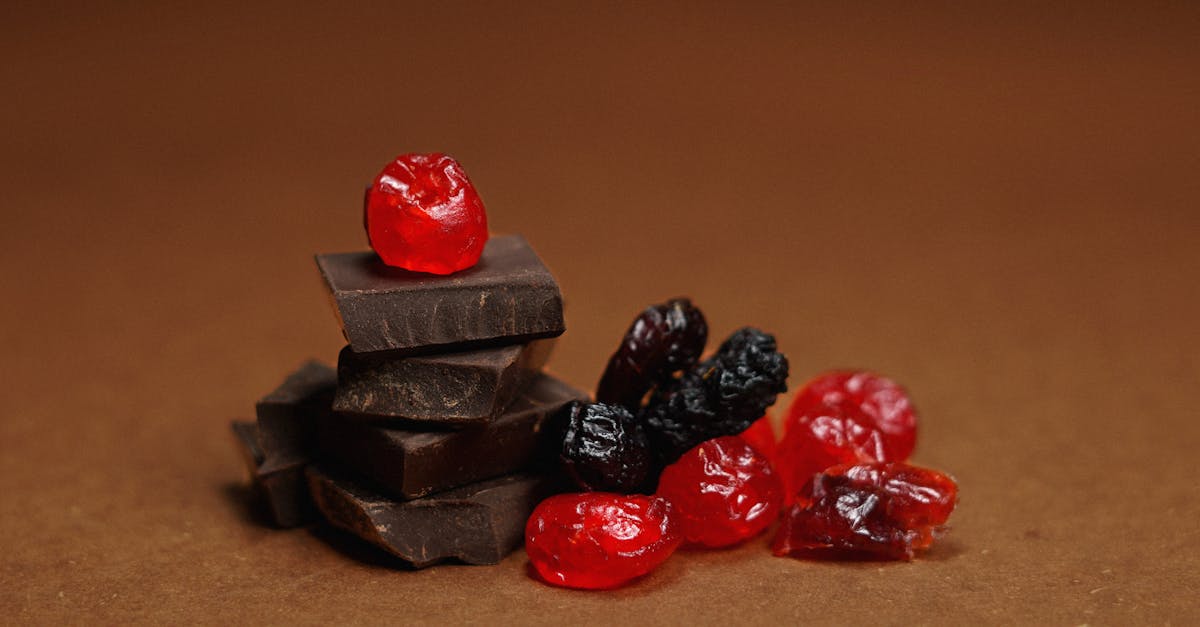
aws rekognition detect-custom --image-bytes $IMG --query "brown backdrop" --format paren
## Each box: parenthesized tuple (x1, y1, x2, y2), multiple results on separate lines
(2, 2, 1198, 624)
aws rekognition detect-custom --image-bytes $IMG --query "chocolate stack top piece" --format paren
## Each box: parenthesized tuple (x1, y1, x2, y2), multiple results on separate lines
(317, 235, 565, 356)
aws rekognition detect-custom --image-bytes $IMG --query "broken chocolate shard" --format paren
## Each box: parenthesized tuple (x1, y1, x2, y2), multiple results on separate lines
(333, 339, 555, 425)
(230, 420, 316, 528)
(306, 466, 557, 568)
(254, 360, 336, 466)
(316, 234, 565, 355)
(317, 373, 587, 499)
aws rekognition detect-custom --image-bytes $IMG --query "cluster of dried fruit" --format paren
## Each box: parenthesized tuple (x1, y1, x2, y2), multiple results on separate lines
(526, 299, 959, 590)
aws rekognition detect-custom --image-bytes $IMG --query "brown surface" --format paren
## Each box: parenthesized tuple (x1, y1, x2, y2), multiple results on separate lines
(2, 3, 1198, 624)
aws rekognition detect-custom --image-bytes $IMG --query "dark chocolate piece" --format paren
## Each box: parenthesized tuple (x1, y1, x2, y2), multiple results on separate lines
(316, 235, 565, 355)
(254, 361, 336, 466)
(230, 421, 316, 528)
(333, 339, 555, 425)
(306, 466, 556, 567)
(317, 374, 587, 499)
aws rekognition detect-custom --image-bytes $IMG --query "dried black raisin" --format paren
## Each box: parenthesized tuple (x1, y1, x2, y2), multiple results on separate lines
(595, 298, 708, 410)
(642, 327, 789, 464)
(557, 401, 654, 493)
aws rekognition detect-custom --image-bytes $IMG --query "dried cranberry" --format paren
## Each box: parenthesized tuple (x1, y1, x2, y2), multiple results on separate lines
(656, 436, 782, 548)
(525, 493, 681, 589)
(771, 462, 957, 560)
(364, 153, 488, 274)
(778, 371, 916, 499)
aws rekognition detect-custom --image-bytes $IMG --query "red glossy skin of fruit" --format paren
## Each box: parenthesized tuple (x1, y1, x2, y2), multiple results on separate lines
(525, 493, 682, 590)
(656, 436, 783, 548)
(364, 153, 488, 274)
(740, 414, 778, 464)
(771, 462, 958, 560)
(778, 371, 917, 500)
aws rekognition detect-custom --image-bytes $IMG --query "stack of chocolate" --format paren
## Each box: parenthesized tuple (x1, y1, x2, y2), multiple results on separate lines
(232, 235, 586, 567)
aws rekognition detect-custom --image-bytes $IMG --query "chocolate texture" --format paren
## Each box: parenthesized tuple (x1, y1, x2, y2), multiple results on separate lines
(317, 373, 586, 499)
(230, 421, 316, 528)
(306, 466, 556, 568)
(315, 234, 565, 355)
(333, 339, 555, 425)
(254, 360, 336, 466)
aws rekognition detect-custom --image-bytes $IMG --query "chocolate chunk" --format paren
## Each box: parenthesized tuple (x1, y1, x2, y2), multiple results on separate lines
(306, 466, 556, 567)
(317, 374, 587, 499)
(230, 421, 316, 528)
(316, 235, 565, 355)
(333, 339, 555, 425)
(254, 360, 336, 465)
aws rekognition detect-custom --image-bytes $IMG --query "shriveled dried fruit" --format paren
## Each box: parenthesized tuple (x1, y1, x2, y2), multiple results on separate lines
(596, 298, 707, 410)
(525, 493, 682, 590)
(643, 327, 789, 464)
(656, 436, 782, 547)
(557, 401, 653, 493)
(771, 462, 957, 560)
(778, 371, 917, 498)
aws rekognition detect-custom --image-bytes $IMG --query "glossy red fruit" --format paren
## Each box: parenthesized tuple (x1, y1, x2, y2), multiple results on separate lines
(525, 493, 682, 590)
(364, 153, 488, 274)
(778, 371, 917, 499)
(656, 436, 783, 548)
(740, 414, 778, 464)
(771, 462, 958, 560)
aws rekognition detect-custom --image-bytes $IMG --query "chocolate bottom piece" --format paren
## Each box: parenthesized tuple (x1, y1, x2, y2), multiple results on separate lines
(255, 361, 336, 466)
(318, 373, 586, 499)
(315, 235, 565, 356)
(307, 466, 554, 568)
(333, 339, 555, 426)
(231, 421, 316, 528)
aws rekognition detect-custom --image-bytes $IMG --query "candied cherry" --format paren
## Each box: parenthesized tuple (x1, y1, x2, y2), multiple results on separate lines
(525, 493, 681, 590)
(364, 153, 488, 274)
(740, 413, 778, 464)
(778, 371, 916, 499)
(771, 462, 958, 560)
(656, 436, 783, 547)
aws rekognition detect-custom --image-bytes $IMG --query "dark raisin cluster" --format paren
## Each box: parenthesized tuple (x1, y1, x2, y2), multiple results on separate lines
(554, 299, 789, 493)
(642, 327, 789, 464)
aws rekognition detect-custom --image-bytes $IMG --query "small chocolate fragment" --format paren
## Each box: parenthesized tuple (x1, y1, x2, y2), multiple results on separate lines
(316, 235, 565, 355)
(318, 374, 587, 499)
(230, 421, 316, 528)
(307, 466, 556, 567)
(255, 361, 336, 465)
(333, 339, 555, 425)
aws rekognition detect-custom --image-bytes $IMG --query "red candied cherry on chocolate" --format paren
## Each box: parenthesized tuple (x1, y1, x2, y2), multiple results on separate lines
(778, 371, 917, 498)
(525, 493, 682, 590)
(657, 436, 783, 548)
(772, 462, 958, 560)
(364, 153, 489, 275)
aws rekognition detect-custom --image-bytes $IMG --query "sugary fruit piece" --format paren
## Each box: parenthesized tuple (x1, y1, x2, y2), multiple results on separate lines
(525, 493, 682, 590)
(596, 298, 707, 409)
(642, 327, 789, 464)
(656, 436, 782, 547)
(556, 401, 653, 493)
(740, 414, 778, 464)
(778, 371, 916, 499)
(364, 153, 488, 274)
(771, 462, 958, 560)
